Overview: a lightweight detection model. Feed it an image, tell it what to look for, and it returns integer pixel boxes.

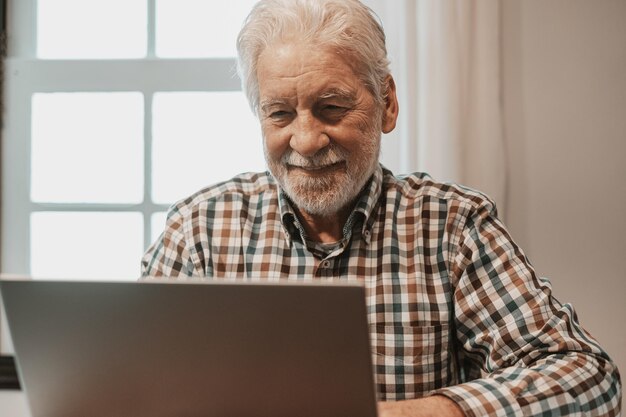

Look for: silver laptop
[1,279,378,417]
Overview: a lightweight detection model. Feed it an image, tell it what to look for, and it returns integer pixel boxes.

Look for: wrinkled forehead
[256,41,368,104]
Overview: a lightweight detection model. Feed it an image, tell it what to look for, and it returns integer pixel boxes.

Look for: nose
[289,113,330,157]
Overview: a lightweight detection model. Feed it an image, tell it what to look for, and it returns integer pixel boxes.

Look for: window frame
[1,0,244,275]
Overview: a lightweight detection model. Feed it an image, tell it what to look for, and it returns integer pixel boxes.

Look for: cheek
[351,108,380,134]
[327,119,377,153]
[262,125,291,160]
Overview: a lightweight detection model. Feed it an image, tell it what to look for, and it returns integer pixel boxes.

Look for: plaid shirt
[142,164,621,416]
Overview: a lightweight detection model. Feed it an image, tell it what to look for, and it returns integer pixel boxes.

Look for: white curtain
[370,0,507,213]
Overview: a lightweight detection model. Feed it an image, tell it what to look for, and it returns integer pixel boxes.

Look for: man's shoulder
[381,168,496,213]
[168,171,278,217]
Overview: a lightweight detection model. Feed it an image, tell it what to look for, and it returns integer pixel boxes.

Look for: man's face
[257,41,384,217]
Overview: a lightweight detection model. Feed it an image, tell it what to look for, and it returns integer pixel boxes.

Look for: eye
[323,105,344,112]
[269,110,291,120]
[318,104,348,121]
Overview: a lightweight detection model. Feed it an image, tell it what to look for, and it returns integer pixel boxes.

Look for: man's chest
[196,226,457,399]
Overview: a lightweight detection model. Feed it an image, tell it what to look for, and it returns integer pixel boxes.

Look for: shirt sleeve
[140,207,198,278]
[433,199,622,417]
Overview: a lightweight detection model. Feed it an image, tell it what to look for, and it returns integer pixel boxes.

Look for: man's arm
[430,199,621,417]
[378,396,465,417]
[141,206,197,277]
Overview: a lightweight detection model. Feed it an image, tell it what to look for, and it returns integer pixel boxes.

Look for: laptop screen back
[1,279,378,417]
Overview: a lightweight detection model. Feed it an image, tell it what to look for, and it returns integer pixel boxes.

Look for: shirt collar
[277,163,383,246]
[277,189,299,245]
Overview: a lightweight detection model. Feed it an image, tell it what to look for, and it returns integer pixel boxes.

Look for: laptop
[0,278,378,417]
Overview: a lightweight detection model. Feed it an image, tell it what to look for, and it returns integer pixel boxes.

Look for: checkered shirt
[142,164,621,416]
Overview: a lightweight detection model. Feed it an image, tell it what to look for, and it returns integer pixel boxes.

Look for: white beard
[265,132,381,217]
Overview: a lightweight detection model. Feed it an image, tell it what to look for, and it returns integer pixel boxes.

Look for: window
[2,0,264,282]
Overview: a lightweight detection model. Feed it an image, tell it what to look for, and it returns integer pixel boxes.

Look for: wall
[502,0,626,376]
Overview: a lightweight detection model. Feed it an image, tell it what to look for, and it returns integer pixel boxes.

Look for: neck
[294,204,353,244]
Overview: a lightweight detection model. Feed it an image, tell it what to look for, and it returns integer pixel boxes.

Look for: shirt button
[320,260,331,268]
[363,230,371,238]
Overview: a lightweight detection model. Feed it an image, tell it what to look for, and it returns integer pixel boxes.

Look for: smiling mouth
[287,161,346,174]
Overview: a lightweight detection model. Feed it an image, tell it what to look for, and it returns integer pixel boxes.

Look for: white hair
[236,0,391,114]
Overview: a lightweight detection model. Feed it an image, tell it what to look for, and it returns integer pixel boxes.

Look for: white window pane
[31,212,144,281]
[31,92,144,204]
[37,0,147,59]
[152,92,265,204]
[151,212,168,244]
[156,0,258,58]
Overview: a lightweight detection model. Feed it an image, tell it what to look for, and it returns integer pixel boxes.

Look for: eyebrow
[318,88,357,103]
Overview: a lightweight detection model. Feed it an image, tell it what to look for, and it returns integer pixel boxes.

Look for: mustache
[281,146,346,168]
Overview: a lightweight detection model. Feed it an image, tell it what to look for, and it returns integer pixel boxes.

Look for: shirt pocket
[371,324,450,400]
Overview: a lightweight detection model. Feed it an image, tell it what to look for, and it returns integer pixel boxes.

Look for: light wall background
[501,0,626,375]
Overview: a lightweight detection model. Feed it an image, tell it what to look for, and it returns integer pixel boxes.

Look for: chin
[282,176,359,217]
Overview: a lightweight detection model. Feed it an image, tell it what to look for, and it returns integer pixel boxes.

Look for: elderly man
[142,0,621,415]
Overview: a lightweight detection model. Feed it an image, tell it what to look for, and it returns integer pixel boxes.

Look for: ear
[381,75,399,134]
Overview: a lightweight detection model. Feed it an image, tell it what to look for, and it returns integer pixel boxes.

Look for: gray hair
[236,0,391,114]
